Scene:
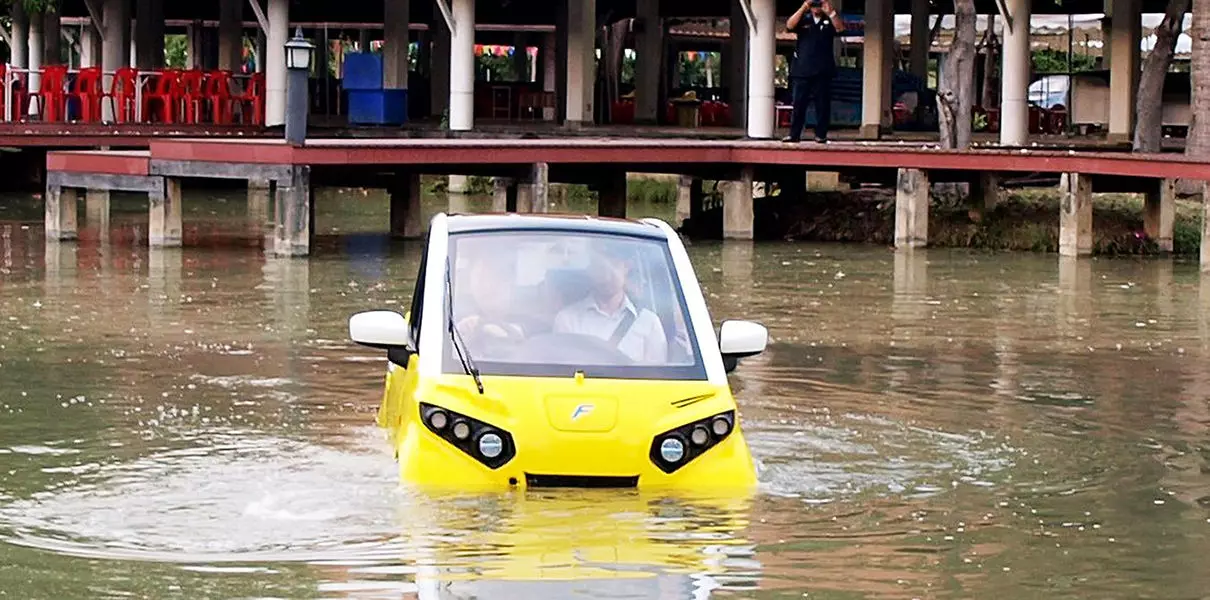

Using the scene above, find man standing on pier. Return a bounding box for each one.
[783,0,845,143]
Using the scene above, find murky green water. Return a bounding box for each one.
[1,187,1209,599]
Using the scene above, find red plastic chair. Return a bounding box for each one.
[178,69,207,124]
[233,73,264,125]
[66,66,103,122]
[205,70,236,125]
[0,65,25,121]
[143,69,181,124]
[28,65,68,122]
[102,67,138,123]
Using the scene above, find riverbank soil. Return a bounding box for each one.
[681,184,1206,256]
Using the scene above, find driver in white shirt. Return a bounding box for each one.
[552,241,668,364]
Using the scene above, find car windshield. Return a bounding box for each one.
[442,230,706,380]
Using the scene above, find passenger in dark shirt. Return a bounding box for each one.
[783,0,845,143]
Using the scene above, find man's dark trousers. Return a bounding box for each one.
[787,73,833,141]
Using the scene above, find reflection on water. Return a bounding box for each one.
[1,189,1210,598]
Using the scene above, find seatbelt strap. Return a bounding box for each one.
[608,310,638,347]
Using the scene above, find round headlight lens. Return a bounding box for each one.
[659,437,685,463]
[427,409,449,430]
[478,432,504,458]
[452,420,471,440]
[711,416,731,437]
[690,426,710,446]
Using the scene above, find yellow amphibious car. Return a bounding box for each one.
[349,213,768,490]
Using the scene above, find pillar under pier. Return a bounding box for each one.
[1058,172,1092,257]
[85,190,111,239]
[517,163,550,213]
[273,166,311,257]
[895,168,929,248]
[723,167,754,240]
[45,185,78,241]
[389,172,423,238]
[150,178,183,247]
[596,172,627,218]
[675,176,694,227]
[1144,179,1175,253]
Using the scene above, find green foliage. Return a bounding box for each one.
[1031,48,1097,74]
[164,34,187,68]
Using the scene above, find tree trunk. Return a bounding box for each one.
[938,0,977,149]
[981,15,998,109]
[1187,0,1210,157]
[1134,0,1190,152]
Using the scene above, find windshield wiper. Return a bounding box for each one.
[445,260,484,394]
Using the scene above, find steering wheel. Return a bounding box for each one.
[510,332,634,365]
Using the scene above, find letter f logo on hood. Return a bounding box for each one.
[571,404,595,421]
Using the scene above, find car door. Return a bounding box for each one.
[377,241,428,452]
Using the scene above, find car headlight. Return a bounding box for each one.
[419,402,515,469]
[650,410,736,474]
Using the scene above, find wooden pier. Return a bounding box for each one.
[43,137,1210,268]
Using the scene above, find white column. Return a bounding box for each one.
[634,0,661,123]
[999,0,1030,146]
[384,0,410,89]
[10,2,28,71]
[908,0,930,80]
[746,0,775,138]
[101,0,128,121]
[448,0,475,131]
[265,0,289,126]
[219,0,243,71]
[28,13,42,114]
[542,33,556,120]
[80,23,101,67]
[1107,0,1140,144]
[564,0,595,125]
[861,0,893,138]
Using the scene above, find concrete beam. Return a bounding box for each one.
[894,168,929,248]
[1059,172,1093,257]
[149,178,183,247]
[150,160,295,183]
[45,184,79,241]
[723,167,754,239]
[273,166,311,257]
[389,172,423,238]
[46,171,162,193]
[1144,178,1175,252]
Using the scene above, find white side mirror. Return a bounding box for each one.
[349,310,412,349]
[719,320,767,360]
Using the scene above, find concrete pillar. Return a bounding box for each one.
[45,185,78,241]
[27,12,42,114]
[1202,184,1210,273]
[218,0,243,71]
[512,33,529,81]
[135,0,160,69]
[248,179,272,235]
[448,174,468,194]
[909,0,930,80]
[970,172,1001,217]
[1106,0,1140,144]
[1144,179,1175,252]
[1058,172,1092,257]
[384,0,410,89]
[431,18,450,118]
[597,172,627,218]
[274,166,311,257]
[634,0,662,123]
[85,190,111,238]
[101,0,129,122]
[860,0,893,139]
[358,29,371,51]
[563,0,595,126]
[517,163,549,213]
[10,2,28,71]
[542,33,557,120]
[746,0,775,138]
[147,0,165,69]
[265,0,289,126]
[675,176,693,227]
[894,168,929,248]
[728,0,748,128]
[1000,0,1031,146]
[492,177,512,212]
[723,167,754,239]
[448,0,475,131]
[150,179,184,247]
[390,172,423,238]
